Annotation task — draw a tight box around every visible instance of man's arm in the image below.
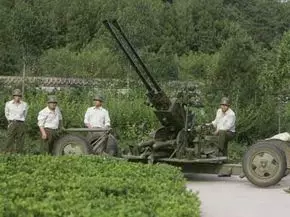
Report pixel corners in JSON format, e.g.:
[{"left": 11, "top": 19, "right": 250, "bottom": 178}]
[
  {"left": 37, "top": 111, "right": 47, "bottom": 139},
  {"left": 58, "top": 120, "right": 64, "bottom": 131},
  {"left": 57, "top": 107, "right": 63, "bottom": 129},
  {"left": 211, "top": 109, "right": 219, "bottom": 128},
  {"left": 58, "top": 118, "right": 63, "bottom": 130},
  {"left": 24, "top": 103, "right": 28, "bottom": 119},
  {"left": 39, "top": 127, "right": 47, "bottom": 139},
  {"left": 57, "top": 107, "right": 62, "bottom": 121},
  {"left": 104, "top": 110, "right": 111, "bottom": 128},
  {"left": 4, "top": 102, "right": 9, "bottom": 121},
  {"left": 84, "top": 108, "right": 92, "bottom": 128}
]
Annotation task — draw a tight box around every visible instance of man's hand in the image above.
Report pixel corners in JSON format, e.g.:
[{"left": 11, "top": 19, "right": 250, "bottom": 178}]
[
  {"left": 41, "top": 132, "right": 47, "bottom": 140},
  {"left": 213, "top": 130, "right": 219, "bottom": 136},
  {"left": 39, "top": 127, "right": 47, "bottom": 140},
  {"left": 86, "top": 123, "right": 92, "bottom": 128},
  {"left": 105, "top": 125, "right": 111, "bottom": 130},
  {"left": 7, "top": 121, "right": 13, "bottom": 129}
]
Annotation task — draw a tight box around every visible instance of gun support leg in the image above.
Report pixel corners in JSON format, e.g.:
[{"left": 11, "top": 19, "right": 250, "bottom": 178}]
[
  {"left": 152, "top": 140, "right": 176, "bottom": 150},
  {"left": 138, "top": 140, "right": 155, "bottom": 148},
  {"left": 164, "top": 162, "right": 244, "bottom": 178}
]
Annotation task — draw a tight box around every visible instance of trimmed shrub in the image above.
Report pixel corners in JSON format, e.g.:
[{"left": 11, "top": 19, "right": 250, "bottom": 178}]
[{"left": 0, "top": 155, "right": 200, "bottom": 217}]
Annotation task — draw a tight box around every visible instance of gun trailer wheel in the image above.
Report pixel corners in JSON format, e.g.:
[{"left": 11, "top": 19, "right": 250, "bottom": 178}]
[
  {"left": 242, "top": 141, "right": 287, "bottom": 187},
  {"left": 53, "top": 135, "right": 93, "bottom": 156}
]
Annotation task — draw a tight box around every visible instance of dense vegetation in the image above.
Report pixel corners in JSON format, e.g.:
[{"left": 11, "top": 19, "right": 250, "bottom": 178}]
[
  {"left": 0, "top": 87, "right": 247, "bottom": 161},
  {"left": 1, "top": 0, "right": 290, "bottom": 145},
  {"left": 0, "top": 155, "right": 200, "bottom": 216},
  {"left": 0, "top": 87, "right": 157, "bottom": 146}
]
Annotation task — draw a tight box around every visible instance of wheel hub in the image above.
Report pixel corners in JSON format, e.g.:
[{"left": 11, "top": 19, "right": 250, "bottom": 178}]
[
  {"left": 251, "top": 152, "right": 278, "bottom": 178},
  {"left": 260, "top": 160, "right": 268, "bottom": 168}
]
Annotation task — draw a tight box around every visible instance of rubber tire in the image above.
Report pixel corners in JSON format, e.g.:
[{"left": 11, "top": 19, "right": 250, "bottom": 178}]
[
  {"left": 257, "top": 139, "right": 289, "bottom": 178},
  {"left": 242, "top": 141, "right": 287, "bottom": 187},
  {"left": 53, "top": 134, "right": 93, "bottom": 156},
  {"left": 255, "top": 139, "right": 290, "bottom": 153}
]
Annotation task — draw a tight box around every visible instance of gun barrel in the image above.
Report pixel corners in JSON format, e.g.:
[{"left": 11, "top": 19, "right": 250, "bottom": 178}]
[
  {"left": 103, "top": 20, "right": 154, "bottom": 93},
  {"left": 112, "top": 20, "right": 162, "bottom": 92},
  {"left": 104, "top": 19, "right": 186, "bottom": 129}
]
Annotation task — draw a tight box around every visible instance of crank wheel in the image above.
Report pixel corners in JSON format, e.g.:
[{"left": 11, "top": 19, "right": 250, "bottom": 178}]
[
  {"left": 242, "top": 142, "right": 287, "bottom": 187},
  {"left": 175, "top": 129, "right": 188, "bottom": 158}
]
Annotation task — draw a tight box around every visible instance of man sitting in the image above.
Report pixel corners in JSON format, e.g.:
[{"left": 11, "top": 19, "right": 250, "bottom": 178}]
[{"left": 207, "top": 97, "right": 236, "bottom": 156}]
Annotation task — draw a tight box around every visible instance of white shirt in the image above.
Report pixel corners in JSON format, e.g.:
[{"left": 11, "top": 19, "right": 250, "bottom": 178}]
[
  {"left": 37, "top": 106, "right": 62, "bottom": 129},
  {"left": 5, "top": 100, "right": 28, "bottom": 121},
  {"left": 212, "top": 108, "right": 236, "bottom": 132},
  {"left": 84, "top": 106, "right": 110, "bottom": 128}
]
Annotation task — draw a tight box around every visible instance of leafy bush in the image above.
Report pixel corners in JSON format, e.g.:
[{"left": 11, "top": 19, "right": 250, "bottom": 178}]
[
  {"left": 228, "top": 141, "right": 248, "bottom": 163},
  {"left": 0, "top": 155, "right": 200, "bottom": 217},
  {"left": 38, "top": 46, "right": 124, "bottom": 78},
  {"left": 0, "top": 87, "right": 158, "bottom": 142}
]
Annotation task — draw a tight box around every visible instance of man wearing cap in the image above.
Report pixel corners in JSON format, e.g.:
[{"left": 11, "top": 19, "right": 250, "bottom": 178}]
[
  {"left": 84, "top": 95, "right": 112, "bottom": 153},
  {"left": 207, "top": 97, "right": 236, "bottom": 156},
  {"left": 4, "top": 89, "right": 28, "bottom": 153},
  {"left": 84, "top": 95, "right": 111, "bottom": 129},
  {"left": 37, "top": 95, "right": 63, "bottom": 154}
]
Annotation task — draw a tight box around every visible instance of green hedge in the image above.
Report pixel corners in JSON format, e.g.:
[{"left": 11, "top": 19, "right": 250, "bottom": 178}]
[{"left": 0, "top": 155, "right": 200, "bottom": 217}]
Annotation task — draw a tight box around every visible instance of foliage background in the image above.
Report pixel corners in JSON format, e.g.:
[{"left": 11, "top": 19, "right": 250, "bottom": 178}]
[{"left": 1, "top": 0, "right": 290, "bottom": 159}]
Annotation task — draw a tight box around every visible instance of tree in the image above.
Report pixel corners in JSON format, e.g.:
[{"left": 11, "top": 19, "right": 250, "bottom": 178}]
[{"left": 209, "top": 27, "right": 258, "bottom": 103}]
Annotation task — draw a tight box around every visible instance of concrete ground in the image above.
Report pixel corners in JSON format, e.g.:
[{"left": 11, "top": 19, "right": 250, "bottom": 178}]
[{"left": 186, "top": 174, "right": 290, "bottom": 217}]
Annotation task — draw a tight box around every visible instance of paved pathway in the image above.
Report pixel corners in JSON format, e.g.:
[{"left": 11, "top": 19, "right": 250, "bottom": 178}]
[{"left": 186, "top": 174, "right": 290, "bottom": 217}]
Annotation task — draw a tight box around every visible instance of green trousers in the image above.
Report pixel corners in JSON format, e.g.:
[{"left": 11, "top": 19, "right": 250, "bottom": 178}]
[
  {"left": 217, "top": 130, "right": 235, "bottom": 156},
  {"left": 41, "top": 128, "right": 59, "bottom": 154},
  {"left": 5, "top": 121, "right": 25, "bottom": 153}
]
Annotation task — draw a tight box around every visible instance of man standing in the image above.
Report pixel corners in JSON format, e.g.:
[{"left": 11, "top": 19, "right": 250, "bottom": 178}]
[
  {"left": 37, "top": 95, "right": 63, "bottom": 154},
  {"left": 4, "top": 89, "right": 28, "bottom": 153},
  {"left": 84, "top": 94, "right": 112, "bottom": 154},
  {"left": 84, "top": 95, "right": 110, "bottom": 129},
  {"left": 208, "top": 97, "right": 236, "bottom": 156}
]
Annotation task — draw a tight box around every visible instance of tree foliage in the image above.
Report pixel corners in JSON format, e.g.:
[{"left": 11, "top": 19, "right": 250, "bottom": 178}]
[{"left": 1, "top": 0, "right": 290, "bottom": 141}]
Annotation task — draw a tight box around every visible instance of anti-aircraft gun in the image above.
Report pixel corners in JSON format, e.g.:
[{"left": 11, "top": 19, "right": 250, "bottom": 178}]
[
  {"left": 103, "top": 20, "right": 290, "bottom": 188},
  {"left": 103, "top": 20, "right": 218, "bottom": 161},
  {"left": 50, "top": 20, "right": 289, "bottom": 188}
]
